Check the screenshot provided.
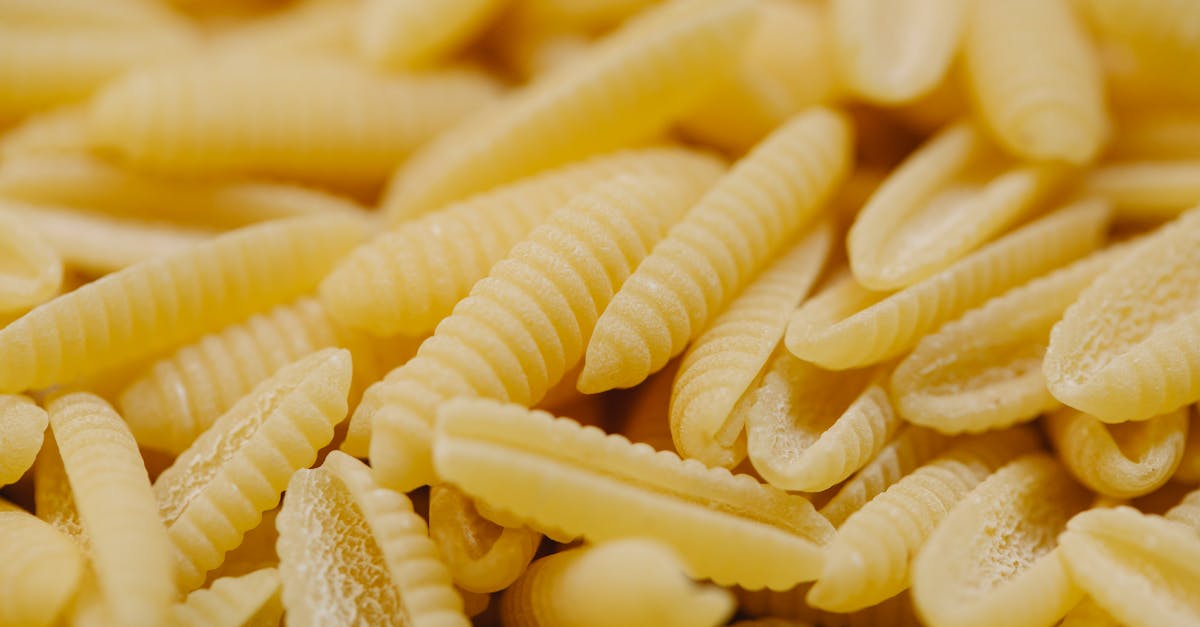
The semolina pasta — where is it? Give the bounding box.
[208,0,357,57]
[1082,160,1200,221]
[203,507,280,584]
[356,0,504,70]
[1077,0,1200,101]
[0,497,84,627]
[0,210,60,314]
[169,568,282,627]
[0,104,88,160]
[0,0,191,31]
[0,394,47,487]
[428,485,542,594]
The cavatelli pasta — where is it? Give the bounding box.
[0,211,60,314]
[169,568,282,627]
[428,485,541,594]
[1082,161,1200,221]
[787,199,1111,370]
[0,213,363,393]
[0,395,47,487]
[0,498,84,627]
[581,108,853,393]
[32,431,85,547]
[357,0,503,69]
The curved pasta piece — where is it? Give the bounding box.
[738,585,921,627]
[581,107,853,393]
[380,0,756,220]
[1082,161,1200,221]
[670,222,832,469]
[1175,406,1200,482]
[499,538,734,627]
[357,0,503,69]
[0,210,61,314]
[0,498,84,627]
[806,427,1041,612]
[1165,487,1200,530]
[204,507,280,584]
[1059,598,1123,627]
[152,348,351,592]
[964,0,1109,164]
[363,174,715,491]
[32,431,85,547]
[428,485,541,594]
[787,199,1111,370]
[170,568,282,627]
[0,213,364,394]
[433,399,836,590]
[911,454,1091,627]
[277,451,468,627]
[0,105,88,160]
[1046,405,1188,498]
[0,395,47,486]
[320,147,723,337]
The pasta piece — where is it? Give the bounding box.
[0,105,88,160]
[1176,407,1200,482]
[1108,109,1200,160]
[964,0,1109,164]
[0,0,188,30]
[433,399,836,590]
[277,451,468,627]
[1059,598,1123,627]
[806,427,1041,612]
[911,454,1091,627]
[380,0,756,220]
[1077,0,1200,98]
[1045,207,1200,422]
[848,121,1064,289]
[170,568,282,627]
[1165,488,1200,529]
[363,174,715,491]
[0,213,364,393]
[357,0,503,69]
[1045,406,1188,498]
[210,0,357,57]
[581,108,853,392]
[787,199,1111,370]
[670,222,832,468]
[320,147,723,337]
[738,585,921,627]
[428,485,541,594]
[499,538,735,627]
[0,211,60,314]
[831,0,965,104]
[1082,161,1200,221]
[504,0,659,33]
[32,431,85,547]
[0,395,47,486]
[0,498,84,627]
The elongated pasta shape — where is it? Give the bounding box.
[1108,109,1200,160]
[1046,207,1200,422]
[428,485,541,594]
[46,392,173,627]
[670,223,832,469]
[364,174,714,491]
[209,0,356,57]
[320,147,723,337]
[581,108,853,392]
[0,105,88,160]
[1082,161,1200,221]
[738,585,922,627]
[806,427,1041,612]
[0,498,84,627]
[170,568,282,627]
[911,454,1091,627]
[848,121,1064,289]
[499,538,735,627]
[1046,406,1188,498]
[277,451,468,627]
[788,200,1111,370]
[0,395,47,486]
[434,399,836,590]
[380,0,756,220]
[0,211,60,314]
[1176,407,1200,482]
[0,214,364,393]
[964,0,1109,164]
[357,0,503,69]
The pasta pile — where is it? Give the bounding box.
[2,0,1200,626]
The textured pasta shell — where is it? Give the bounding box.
[204,507,280,584]
[0,395,47,486]
[0,498,84,627]
[1082,161,1200,221]
[737,585,922,627]
[0,210,61,314]
[428,485,541,594]
[32,430,85,548]
[169,567,282,627]
[433,399,836,590]
[357,0,503,69]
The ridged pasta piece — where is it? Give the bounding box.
[1176,407,1200,482]
[380,0,756,220]
[203,507,279,586]
[433,399,836,590]
[670,222,832,469]
[1058,506,1200,627]
[1108,109,1200,160]
[357,0,503,69]
[964,0,1109,164]
[737,585,922,627]
[363,174,715,491]
[0,105,88,160]
[806,427,1041,612]
[1045,207,1200,422]
[830,0,965,104]
[88,58,500,185]
[170,568,282,627]
[277,451,468,627]
[581,108,853,392]
[787,199,1111,370]
[1045,405,1188,498]
[1059,598,1123,627]
[0,498,84,627]
[0,395,47,486]
[1077,0,1200,97]
[32,431,85,548]
[0,213,364,393]
[848,121,1064,290]
[0,211,60,314]
[911,454,1091,627]
[1082,161,1200,221]
[499,538,735,627]
[428,485,542,594]
[153,349,350,592]
[320,147,723,337]
[46,392,173,627]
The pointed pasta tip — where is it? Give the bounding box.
[577,343,636,393]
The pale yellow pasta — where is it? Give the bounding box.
[738,585,922,627]
[0,105,88,160]
[210,0,357,57]
[1176,406,1200,482]
[170,568,282,627]
[204,508,279,584]
[0,498,84,627]
[505,0,660,33]
[32,431,85,547]
[1046,405,1188,498]
[1077,0,1200,98]
[787,200,1111,370]
[911,454,1091,627]
[0,0,191,31]
[0,213,363,393]
[380,0,756,220]
[1082,161,1200,221]
[964,0,1109,164]
[0,210,60,314]
[1059,598,1123,627]
[581,108,853,392]
[434,399,836,590]
[670,222,832,469]
[277,451,468,627]
[428,485,542,594]
[357,0,503,69]
[0,395,46,486]
[1108,108,1200,160]
[499,538,735,627]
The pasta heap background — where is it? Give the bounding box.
[0,0,1198,625]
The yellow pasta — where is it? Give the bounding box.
[787,200,1111,370]
[209,0,357,57]
[428,485,542,594]
[0,395,47,486]
[0,498,84,627]
[911,454,1091,627]
[1082,160,1200,221]
[499,538,735,627]
[204,507,280,584]
[1107,108,1200,160]
[1077,0,1200,100]
[433,399,836,590]
[738,585,922,627]
[806,427,1040,612]
[504,0,660,33]
[357,0,503,69]
[170,568,282,627]
[964,0,1109,164]
[0,105,88,160]
[0,213,363,393]
[380,0,756,220]
[277,451,468,627]
[670,222,832,469]
[581,108,853,393]
[1059,598,1123,627]
[0,210,60,314]
[0,0,190,31]
[1046,405,1188,498]
[1176,407,1200,482]
[32,431,85,546]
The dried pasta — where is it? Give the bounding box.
[208,0,357,57]
[0,394,47,487]
[0,210,60,314]
[0,105,88,160]
[357,0,503,69]
[428,485,541,594]
[1077,0,1200,99]
[169,568,282,627]
[1046,405,1188,498]
[204,507,280,584]
[1082,161,1200,221]
[0,498,84,627]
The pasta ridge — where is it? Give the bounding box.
[169,568,281,627]
[1045,406,1188,498]
[0,499,85,627]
